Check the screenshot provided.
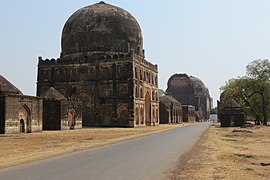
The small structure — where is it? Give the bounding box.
[182,105,196,123]
[0,75,43,134]
[219,99,244,127]
[159,94,182,124]
[42,87,82,130]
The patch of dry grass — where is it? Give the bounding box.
[172,124,270,180]
[0,124,188,169]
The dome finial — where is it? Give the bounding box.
[99,1,105,4]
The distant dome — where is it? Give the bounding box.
[61,1,143,58]
[190,76,207,94]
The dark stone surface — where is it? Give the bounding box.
[61,2,143,59]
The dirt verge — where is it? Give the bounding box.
[171,123,270,180]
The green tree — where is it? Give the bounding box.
[246,59,270,125]
[220,59,270,125]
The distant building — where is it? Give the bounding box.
[0,75,43,134]
[37,2,159,127]
[218,99,245,127]
[159,94,182,124]
[209,114,218,123]
[166,73,212,121]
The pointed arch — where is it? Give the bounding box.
[73,91,94,127]
[23,104,31,133]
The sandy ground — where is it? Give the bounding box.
[171,123,270,180]
[0,124,187,169]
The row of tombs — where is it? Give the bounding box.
[0,72,211,134]
[0,2,212,134]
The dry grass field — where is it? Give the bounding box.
[0,124,187,169]
[172,123,270,180]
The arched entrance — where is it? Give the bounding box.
[67,109,76,130]
[23,105,31,133]
[73,92,94,127]
[20,119,25,133]
[145,92,151,126]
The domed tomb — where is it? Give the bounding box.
[37,2,159,128]
[166,73,212,121]
[61,1,143,59]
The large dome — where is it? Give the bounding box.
[61,1,143,58]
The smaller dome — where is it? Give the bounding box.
[0,75,22,95]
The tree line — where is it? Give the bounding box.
[220,59,270,125]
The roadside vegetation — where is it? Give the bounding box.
[220,59,270,125]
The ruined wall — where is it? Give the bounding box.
[3,95,42,134]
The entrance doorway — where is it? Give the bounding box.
[20,119,25,133]
[68,109,75,130]
[145,92,151,126]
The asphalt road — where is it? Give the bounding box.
[0,123,210,180]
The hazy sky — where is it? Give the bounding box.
[1,0,270,107]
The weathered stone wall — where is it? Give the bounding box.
[3,95,42,134]
[61,100,82,130]
[0,96,5,134]
[133,54,159,127]
[37,51,159,127]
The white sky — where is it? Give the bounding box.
[1,0,270,107]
